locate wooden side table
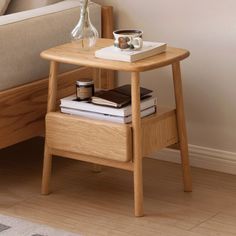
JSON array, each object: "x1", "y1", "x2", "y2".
[{"x1": 40, "y1": 38, "x2": 192, "y2": 217}]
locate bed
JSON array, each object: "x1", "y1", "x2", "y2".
[{"x1": 0, "y1": 0, "x2": 115, "y2": 149}]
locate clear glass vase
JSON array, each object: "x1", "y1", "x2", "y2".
[{"x1": 71, "y1": 0, "x2": 99, "y2": 50}]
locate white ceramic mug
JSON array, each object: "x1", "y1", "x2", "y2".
[{"x1": 113, "y1": 29, "x2": 143, "y2": 50}]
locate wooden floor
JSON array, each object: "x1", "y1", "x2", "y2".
[{"x1": 1, "y1": 138, "x2": 236, "y2": 236}]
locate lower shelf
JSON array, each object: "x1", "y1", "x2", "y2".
[{"x1": 45, "y1": 106, "x2": 178, "y2": 163}]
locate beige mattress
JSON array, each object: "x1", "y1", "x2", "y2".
[{"x1": 0, "y1": 0, "x2": 101, "y2": 91}]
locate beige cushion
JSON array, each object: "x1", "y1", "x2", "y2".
[
  {"x1": 0, "y1": 0, "x2": 11, "y2": 15},
  {"x1": 7, "y1": 0, "x2": 63, "y2": 14}
]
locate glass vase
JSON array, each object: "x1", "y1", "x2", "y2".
[{"x1": 71, "y1": 0, "x2": 99, "y2": 50}]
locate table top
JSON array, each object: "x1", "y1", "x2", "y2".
[{"x1": 41, "y1": 38, "x2": 190, "y2": 72}]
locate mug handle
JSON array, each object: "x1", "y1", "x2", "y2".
[{"x1": 131, "y1": 37, "x2": 143, "y2": 49}]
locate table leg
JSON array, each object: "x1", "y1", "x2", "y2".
[
  {"x1": 92, "y1": 68, "x2": 102, "y2": 173},
  {"x1": 46, "y1": 61, "x2": 59, "y2": 112},
  {"x1": 172, "y1": 62, "x2": 192, "y2": 192},
  {"x1": 93, "y1": 68, "x2": 102, "y2": 89},
  {"x1": 41, "y1": 147, "x2": 52, "y2": 195},
  {"x1": 131, "y1": 72, "x2": 144, "y2": 217},
  {"x1": 41, "y1": 61, "x2": 59, "y2": 195}
]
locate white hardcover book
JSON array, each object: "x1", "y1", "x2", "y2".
[
  {"x1": 95, "y1": 41, "x2": 167, "y2": 62},
  {"x1": 60, "y1": 106, "x2": 156, "y2": 124},
  {"x1": 60, "y1": 95, "x2": 157, "y2": 117}
]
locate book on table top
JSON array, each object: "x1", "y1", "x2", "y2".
[
  {"x1": 91, "y1": 84, "x2": 153, "y2": 108},
  {"x1": 95, "y1": 41, "x2": 167, "y2": 62},
  {"x1": 60, "y1": 106, "x2": 156, "y2": 124},
  {"x1": 60, "y1": 95, "x2": 157, "y2": 117}
]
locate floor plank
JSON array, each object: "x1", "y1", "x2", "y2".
[
  {"x1": 1, "y1": 138, "x2": 236, "y2": 235},
  {"x1": 191, "y1": 213, "x2": 236, "y2": 236}
]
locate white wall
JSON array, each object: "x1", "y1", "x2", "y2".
[{"x1": 94, "y1": 0, "x2": 236, "y2": 155}]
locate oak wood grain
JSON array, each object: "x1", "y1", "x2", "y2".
[
  {"x1": 51, "y1": 148, "x2": 134, "y2": 171},
  {"x1": 46, "y1": 112, "x2": 133, "y2": 162},
  {"x1": 0, "y1": 6, "x2": 116, "y2": 149},
  {"x1": 40, "y1": 37, "x2": 191, "y2": 217},
  {"x1": 172, "y1": 62, "x2": 192, "y2": 192},
  {"x1": 142, "y1": 108, "x2": 178, "y2": 156},
  {"x1": 131, "y1": 72, "x2": 143, "y2": 217},
  {"x1": 100, "y1": 6, "x2": 116, "y2": 89},
  {"x1": 41, "y1": 39, "x2": 190, "y2": 72},
  {"x1": 0, "y1": 67, "x2": 92, "y2": 149},
  {"x1": 2, "y1": 143, "x2": 236, "y2": 236}
]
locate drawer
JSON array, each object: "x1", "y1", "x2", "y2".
[{"x1": 46, "y1": 112, "x2": 132, "y2": 162}]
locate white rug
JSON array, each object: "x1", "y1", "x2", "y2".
[{"x1": 0, "y1": 214, "x2": 80, "y2": 236}]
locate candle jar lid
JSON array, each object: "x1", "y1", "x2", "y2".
[{"x1": 76, "y1": 78, "x2": 94, "y2": 86}]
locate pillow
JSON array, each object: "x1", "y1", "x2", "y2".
[
  {"x1": 0, "y1": 0, "x2": 11, "y2": 15},
  {"x1": 7, "y1": 0, "x2": 63, "y2": 14}
]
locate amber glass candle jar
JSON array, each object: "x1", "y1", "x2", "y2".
[{"x1": 76, "y1": 78, "x2": 94, "y2": 101}]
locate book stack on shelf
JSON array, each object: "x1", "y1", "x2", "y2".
[{"x1": 60, "y1": 85, "x2": 157, "y2": 123}]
